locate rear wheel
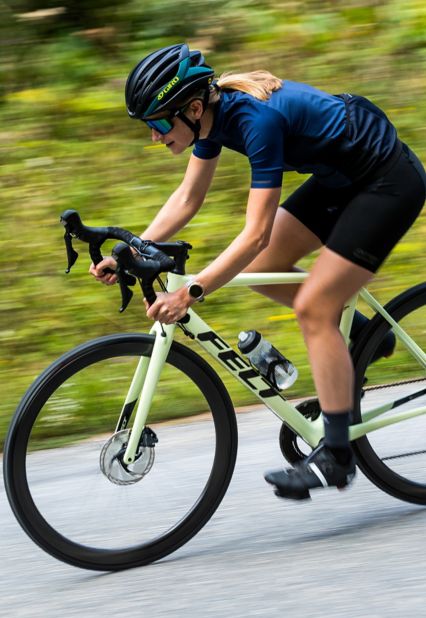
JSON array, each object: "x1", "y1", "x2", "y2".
[
  {"x1": 3, "y1": 334, "x2": 238, "y2": 570},
  {"x1": 351, "y1": 283, "x2": 426, "y2": 504}
]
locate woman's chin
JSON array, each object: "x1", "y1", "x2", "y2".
[{"x1": 167, "y1": 142, "x2": 187, "y2": 155}]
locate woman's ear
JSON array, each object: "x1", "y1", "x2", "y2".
[{"x1": 189, "y1": 99, "x2": 204, "y2": 119}]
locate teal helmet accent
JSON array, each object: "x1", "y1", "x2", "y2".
[{"x1": 125, "y1": 43, "x2": 214, "y2": 120}]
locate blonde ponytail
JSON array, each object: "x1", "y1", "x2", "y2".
[{"x1": 215, "y1": 70, "x2": 282, "y2": 100}]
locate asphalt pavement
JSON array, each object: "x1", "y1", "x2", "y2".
[{"x1": 2, "y1": 406, "x2": 426, "y2": 618}]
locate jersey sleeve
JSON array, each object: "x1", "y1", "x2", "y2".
[
  {"x1": 192, "y1": 139, "x2": 222, "y2": 160},
  {"x1": 243, "y1": 107, "x2": 285, "y2": 189}
]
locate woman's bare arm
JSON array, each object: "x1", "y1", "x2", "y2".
[{"x1": 192, "y1": 187, "x2": 282, "y2": 294}]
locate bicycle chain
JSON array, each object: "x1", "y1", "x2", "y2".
[
  {"x1": 363, "y1": 377, "x2": 426, "y2": 461},
  {"x1": 362, "y1": 376, "x2": 425, "y2": 392},
  {"x1": 382, "y1": 449, "x2": 426, "y2": 461}
]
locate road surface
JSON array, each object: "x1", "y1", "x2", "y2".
[{"x1": 2, "y1": 404, "x2": 426, "y2": 618}]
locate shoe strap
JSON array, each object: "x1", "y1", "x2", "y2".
[{"x1": 308, "y1": 463, "x2": 329, "y2": 487}]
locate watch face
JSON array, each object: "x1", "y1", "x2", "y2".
[{"x1": 189, "y1": 283, "x2": 204, "y2": 299}]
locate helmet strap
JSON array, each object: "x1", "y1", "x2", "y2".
[
  {"x1": 174, "y1": 89, "x2": 210, "y2": 144},
  {"x1": 175, "y1": 110, "x2": 201, "y2": 145}
]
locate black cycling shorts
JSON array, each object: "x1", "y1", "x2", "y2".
[{"x1": 281, "y1": 142, "x2": 426, "y2": 272}]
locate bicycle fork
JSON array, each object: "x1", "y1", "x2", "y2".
[
  {"x1": 117, "y1": 274, "x2": 188, "y2": 464},
  {"x1": 117, "y1": 321, "x2": 176, "y2": 465}
]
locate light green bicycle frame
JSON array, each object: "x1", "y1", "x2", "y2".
[{"x1": 122, "y1": 272, "x2": 426, "y2": 465}]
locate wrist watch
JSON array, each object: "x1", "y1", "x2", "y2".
[{"x1": 185, "y1": 279, "x2": 205, "y2": 302}]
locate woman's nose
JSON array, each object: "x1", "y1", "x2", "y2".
[{"x1": 151, "y1": 129, "x2": 162, "y2": 142}]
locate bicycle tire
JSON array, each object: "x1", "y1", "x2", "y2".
[
  {"x1": 3, "y1": 333, "x2": 238, "y2": 570},
  {"x1": 351, "y1": 282, "x2": 426, "y2": 504}
]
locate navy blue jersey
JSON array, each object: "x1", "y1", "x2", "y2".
[{"x1": 193, "y1": 81, "x2": 398, "y2": 189}]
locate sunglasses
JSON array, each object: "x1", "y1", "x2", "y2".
[
  {"x1": 145, "y1": 116, "x2": 174, "y2": 135},
  {"x1": 144, "y1": 105, "x2": 192, "y2": 135}
]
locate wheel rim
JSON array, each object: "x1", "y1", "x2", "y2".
[{"x1": 354, "y1": 299, "x2": 426, "y2": 493}]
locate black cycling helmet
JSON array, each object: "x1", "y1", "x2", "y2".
[{"x1": 125, "y1": 43, "x2": 214, "y2": 121}]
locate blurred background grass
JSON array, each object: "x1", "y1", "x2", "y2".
[{"x1": 1, "y1": 0, "x2": 425, "y2": 448}]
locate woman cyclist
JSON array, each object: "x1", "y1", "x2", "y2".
[{"x1": 90, "y1": 43, "x2": 426, "y2": 500}]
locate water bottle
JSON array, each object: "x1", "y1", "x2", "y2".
[{"x1": 237, "y1": 330, "x2": 298, "y2": 390}]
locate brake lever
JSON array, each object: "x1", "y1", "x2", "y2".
[
  {"x1": 112, "y1": 242, "x2": 163, "y2": 310},
  {"x1": 61, "y1": 209, "x2": 112, "y2": 276},
  {"x1": 116, "y1": 266, "x2": 134, "y2": 313},
  {"x1": 112, "y1": 243, "x2": 139, "y2": 312},
  {"x1": 63, "y1": 232, "x2": 79, "y2": 273}
]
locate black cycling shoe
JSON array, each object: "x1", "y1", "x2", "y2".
[
  {"x1": 264, "y1": 444, "x2": 356, "y2": 501},
  {"x1": 369, "y1": 330, "x2": 396, "y2": 363},
  {"x1": 350, "y1": 311, "x2": 396, "y2": 365},
  {"x1": 350, "y1": 328, "x2": 396, "y2": 365}
]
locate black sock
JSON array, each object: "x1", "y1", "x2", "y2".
[
  {"x1": 328, "y1": 446, "x2": 353, "y2": 466},
  {"x1": 323, "y1": 411, "x2": 352, "y2": 465}
]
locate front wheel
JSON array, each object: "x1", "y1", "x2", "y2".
[
  {"x1": 351, "y1": 283, "x2": 426, "y2": 504},
  {"x1": 3, "y1": 334, "x2": 238, "y2": 570}
]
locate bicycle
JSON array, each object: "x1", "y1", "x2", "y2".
[{"x1": 3, "y1": 210, "x2": 426, "y2": 571}]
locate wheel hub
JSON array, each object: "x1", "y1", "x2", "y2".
[{"x1": 99, "y1": 429, "x2": 155, "y2": 485}]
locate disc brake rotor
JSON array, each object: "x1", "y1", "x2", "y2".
[{"x1": 100, "y1": 429, "x2": 155, "y2": 486}]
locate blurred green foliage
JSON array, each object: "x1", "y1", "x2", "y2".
[{"x1": 1, "y1": 0, "x2": 425, "y2": 448}]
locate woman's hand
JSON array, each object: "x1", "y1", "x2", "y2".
[
  {"x1": 144, "y1": 288, "x2": 192, "y2": 324},
  {"x1": 89, "y1": 257, "x2": 118, "y2": 285}
]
